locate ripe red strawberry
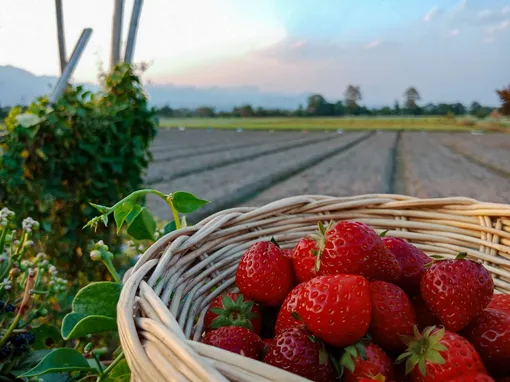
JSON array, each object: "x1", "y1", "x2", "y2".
[
  {"x1": 282, "y1": 247, "x2": 294, "y2": 259},
  {"x1": 200, "y1": 326, "x2": 263, "y2": 360},
  {"x1": 411, "y1": 295, "x2": 440, "y2": 331},
  {"x1": 262, "y1": 338, "x2": 275, "y2": 357},
  {"x1": 445, "y1": 373, "x2": 494, "y2": 382},
  {"x1": 369, "y1": 281, "x2": 417, "y2": 351},
  {"x1": 396, "y1": 326, "x2": 486, "y2": 382},
  {"x1": 293, "y1": 236, "x2": 320, "y2": 282},
  {"x1": 382, "y1": 236, "x2": 429, "y2": 295},
  {"x1": 463, "y1": 308, "x2": 510, "y2": 377},
  {"x1": 263, "y1": 327, "x2": 334, "y2": 382},
  {"x1": 487, "y1": 294, "x2": 510, "y2": 315},
  {"x1": 204, "y1": 293, "x2": 262, "y2": 334},
  {"x1": 275, "y1": 283, "x2": 306, "y2": 335},
  {"x1": 420, "y1": 254, "x2": 494, "y2": 332},
  {"x1": 342, "y1": 342, "x2": 395, "y2": 382},
  {"x1": 311, "y1": 221, "x2": 401, "y2": 282},
  {"x1": 295, "y1": 274, "x2": 371, "y2": 347},
  {"x1": 235, "y1": 241, "x2": 295, "y2": 306}
]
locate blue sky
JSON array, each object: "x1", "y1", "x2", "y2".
[{"x1": 1, "y1": 0, "x2": 509, "y2": 105}]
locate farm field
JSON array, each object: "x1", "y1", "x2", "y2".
[
  {"x1": 144, "y1": 128, "x2": 510, "y2": 223},
  {"x1": 158, "y1": 116, "x2": 510, "y2": 131}
]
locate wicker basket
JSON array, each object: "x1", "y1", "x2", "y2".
[{"x1": 118, "y1": 194, "x2": 510, "y2": 382}]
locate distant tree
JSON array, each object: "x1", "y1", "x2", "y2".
[
  {"x1": 158, "y1": 105, "x2": 173, "y2": 117},
  {"x1": 496, "y1": 85, "x2": 510, "y2": 116},
  {"x1": 238, "y1": 104, "x2": 254, "y2": 117},
  {"x1": 306, "y1": 94, "x2": 334, "y2": 116},
  {"x1": 195, "y1": 106, "x2": 215, "y2": 117},
  {"x1": 333, "y1": 101, "x2": 345, "y2": 116},
  {"x1": 344, "y1": 85, "x2": 362, "y2": 110},
  {"x1": 393, "y1": 100, "x2": 401, "y2": 115},
  {"x1": 294, "y1": 104, "x2": 305, "y2": 117},
  {"x1": 404, "y1": 87, "x2": 420, "y2": 111},
  {"x1": 378, "y1": 106, "x2": 393, "y2": 116}
]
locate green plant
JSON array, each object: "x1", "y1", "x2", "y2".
[
  {"x1": 0, "y1": 208, "x2": 69, "y2": 381},
  {"x1": 0, "y1": 63, "x2": 158, "y2": 280},
  {"x1": 16, "y1": 189, "x2": 208, "y2": 381}
]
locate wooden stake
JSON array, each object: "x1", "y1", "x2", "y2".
[
  {"x1": 55, "y1": 0, "x2": 67, "y2": 74},
  {"x1": 124, "y1": 0, "x2": 143, "y2": 64},
  {"x1": 50, "y1": 28, "x2": 93, "y2": 103},
  {"x1": 110, "y1": 0, "x2": 124, "y2": 70}
]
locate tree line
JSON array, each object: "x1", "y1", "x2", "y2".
[{"x1": 157, "y1": 85, "x2": 510, "y2": 119}]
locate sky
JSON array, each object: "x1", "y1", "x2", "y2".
[{"x1": 0, "y1": 0, "x2": 509, "y2": 105}]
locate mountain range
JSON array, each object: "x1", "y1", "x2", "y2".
[{"x1": 0, "y1": 65, "x2": 309, "y2": 111}]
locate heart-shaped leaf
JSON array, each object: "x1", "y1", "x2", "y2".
[
  {"x1": 172, "y1": 192, "x2": 209, "y2": 214},
  {"x1": 61, "y1": 282, "x2": 122, "y2": 340},
  {"x1": 126, "y1": 206, "x2": 156, "y2": 241},
  {"x1": 20, "y1": 348, "x2": 95, "y2": 378}
]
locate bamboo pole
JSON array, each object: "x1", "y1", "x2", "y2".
[
  {"x1": 124, "y1": 0, "x2": 143, "y2": 64},
  {"x1": 50, "y1": 28, "x2": 93, "y2": 103},
  {"x1": 54, "y1": 0, "x2": 67, "y2": 74},
  {"x1": 110, "y1": 0, "x2": 124, "y2": 70}
]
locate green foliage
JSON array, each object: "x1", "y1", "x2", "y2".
[
  {"x1": 61, "y1": 282, "x2": 122, "y2": 340},
  {"x1": 20, "y1": 348, "x2": 96, "y2": 378},
  {"x1": 0, "y1": 63, "x2": 158, "y2": 278}
]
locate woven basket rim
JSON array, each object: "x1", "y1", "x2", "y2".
[{"x1": 118, "y1": 193, "x2": 510, "y2": 382}]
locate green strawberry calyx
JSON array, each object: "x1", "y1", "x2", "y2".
[
  {"x1": 339, "y1": 339, "x2": 368, "y2": 374},
  {"x1": 424, "y1": 252, "x2": 470, "y2": 268},
  {"x1": 310, "y1": 220, "x2": 334, "y2": 272},
  {"x1": 395, "y1": 325, "x2": 447, "y2": 376},
  {"x1": 209, "y1": 294, "x2": 258, "y2": 331}
]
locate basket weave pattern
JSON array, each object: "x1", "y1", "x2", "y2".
[{"x1": 118, "y1": 194, "x2": 510, "y2": 381}]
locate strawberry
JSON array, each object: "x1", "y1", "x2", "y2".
[
  {"x1": 263, "y1": 327, "x2": 334, "y2": 382},
  {"x1": 274, "y1": 283, "x2": 306, "y2": 335},
  {"x1": 445, "y1": 373, "x2": 494, "y2": 382},
  {"x1": 396, "y1": 326, "x2": 486, "y2": 382},
  {"x1": 360, "y1": 376, "x2": 387, "y2": 382},
  {"x1": 303, "y1": 221, "x2": 401, "y2": 282},
  {"x1": 293, "y1": 236, "x2": 320, "y2": 282},
  {"x1": 463, "y1": 308, "x2": 510, "y2": 377},
  {"x1": 382, "y1": 236, "x2": 429, "y2": 295},
  {"x1": 200, "y1": 326, "x2": 263, "y2": 360},
  {"x1": 295, "y1": 274, "x2": 371, "y2": 347},
  {"x1": 235, "y1": 241, "x2": 295, "y2": 306},
  {"x1": 487, "y1": 294, "x2": 510, "y2": 315},
  {"x1": 369, "y1": 281, "x2": 417, "y2": 351},
  {"x1": 262, "y1": 338, "x2": 275, "y2": 357},
  {"x1": 204, "y1": 293, "x2": 262, "y2": 334},
  {"x1": 411, "y1": 295, "x2": 440, "y2": 331},
  {"x1": 420, "y1": 254, "x2": 494, "y2": 332},
  {"x1": 282, "y1": 247, "x2": 294, "y2": 259},
  {"x1": 341, "y1": 342, "x2": 395, "y2": 382}
]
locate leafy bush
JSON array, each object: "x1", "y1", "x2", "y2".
[{"x1": 0, "y1": 63, "x2": 158, "y2": 279}]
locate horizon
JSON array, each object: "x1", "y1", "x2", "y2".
[{"x1": 1, "y1": 0, "x2": 509, "y2": 106}]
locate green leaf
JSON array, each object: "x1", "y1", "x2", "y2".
[
  {"x1": 31, "y1": 324, "x2": 62, "y2": 349},
  {"x1": 379, "y1": 230, "x2": 388, "y2": 238},
  {"x1": 171, "y1": 192, "x2": 209, "y2": 214},
  {"x1": 11, "y1": 349, "x2": 51, "y2": 376},
  {"x1": 114, "y1": 201, "x2": 135, "y2": 234},
  {"x1": 20, "y1": 348, "x2": 95, "y2": 378},
  {"x1": 319, "y1": 348, "x2": 329, "y2": 365},
  {"x1": 163, "y1": 220, "x2": 177, "y2": 234},
  {"x1": 270, "y1": 237, "x2": 280, "y2": 248},
  {"x1": 101, "y1": 359, "x2": 131, "y2": 382},
  {"x1": 340, "y1": 351, "x2": 355, "y2": 373},
  {"x1": 90, "y1": 202, "x2": 110, "y2": 214},
  {"x1": 455, "y1": 252, "x2": 468, "y2": 260},
  {"x1": 61, "y1": 282, "x2": 122, "y2": 340},
  {"x1": 126, "y1": 206, "x2": 156, "y2": 241}
]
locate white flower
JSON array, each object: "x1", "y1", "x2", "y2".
[
  {"x1": 22, "y1": 217, "x2": 39, "y2": 232},
  {"x1": 48, "y1": 265, "x2": 57, "y2": 275}
]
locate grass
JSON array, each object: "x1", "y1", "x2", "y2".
[{"x1": 158, "y1": 116, "x2": 508, "y2": 132}]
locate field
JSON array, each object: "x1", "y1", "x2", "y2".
[
  {"x1": 158, "y1": 116, "x2": 510, "y2": 132},
  {"x1": 145, "y1": 128, "x2": 510, "y2": 223}
]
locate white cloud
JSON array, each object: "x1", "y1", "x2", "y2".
[
  {"x1": 365, "y1": 40, "x2": 381, "y2": 49},
  {"x1": 502, "y1": 6, "x2": 510, "y2": 15},
  {"x1": 448, "y1": 29, "x2": 460, "y2": 37},
  {"x1": 422, "y1": 7, "x2": 440, "y2": 22},
  {"x1": 486, "y1": 19, "x2": 510, "y2": 34},
  {"x1": 478, "y1": 9, "x2": 494, "y2": 18},
  {"x1": 483, "y1": 36, "x2": 495, "y2": 43}
]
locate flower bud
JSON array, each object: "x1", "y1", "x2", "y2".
[
  {"x1": 90, "y1": 250, "x2": 102, "y2": 261},
  {"x1": 9, "y1": 267, "x2": 21, "y2": 277}
]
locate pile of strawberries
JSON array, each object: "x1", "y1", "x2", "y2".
[{"x1": 198, "y1": 220, "x2": 510, "y2": 382}]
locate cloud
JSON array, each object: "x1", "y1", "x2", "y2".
[
  {"x1": 478, "y1": 9, "x2": 494, "y2": 18},
  {"x1": 254, "y1": 39, "x2": 344, "y2": 63},
  {"x1": 486, "y1": 19, "x2": 510, "y2": 34},
  {"x1": 503, "y1": 6, "x2": 510, "y2": 15},
  {"x1": 483, "y1": 36, "x2": 496, "y2": 44},
  {"x1": 448, "y1": 29, "x2": 460, "y2": 37},
  {"x1": 365, "y1": 40, "x2": 382, "y2": 49},
  {"x1": 422, "y1": 7, "x2": 440, "y2": 22}
]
